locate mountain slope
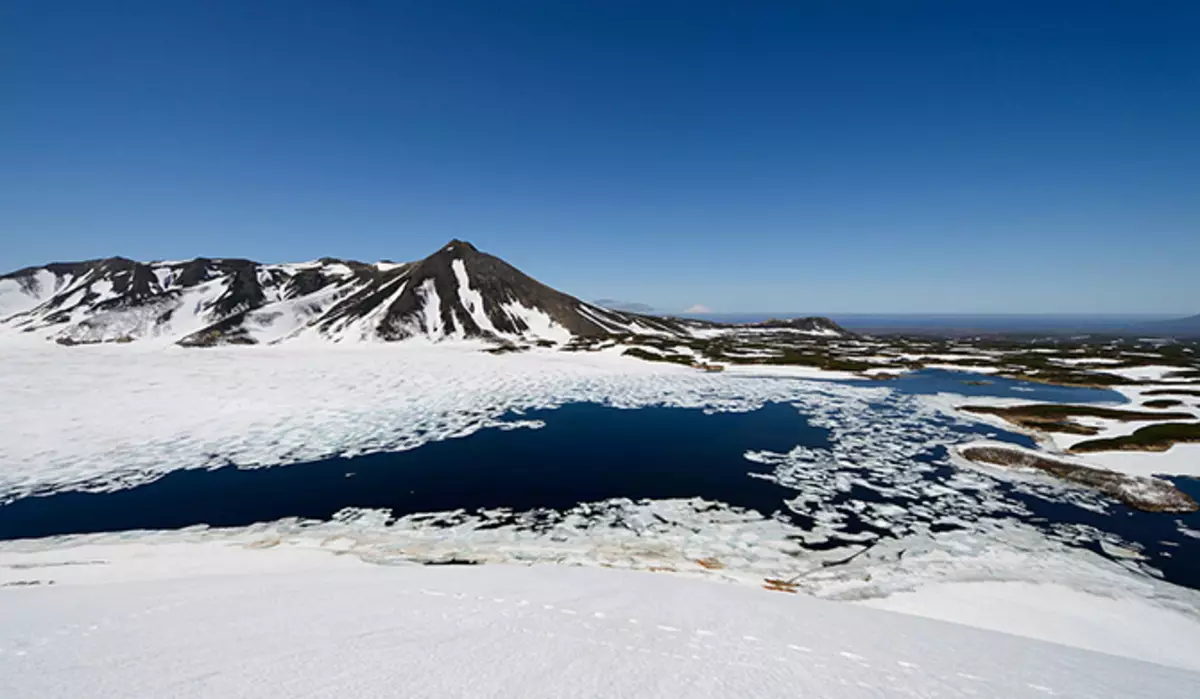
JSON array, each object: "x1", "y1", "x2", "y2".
[
  {"x1": 0, "y1": 255, "x2": 373, "y2": 345},
  {"x1": 0, "y1": 240, "x2": 710, "y2": 347},
  {"x1": 183, "y1": 240, "x2": 695, "y2": 346}
]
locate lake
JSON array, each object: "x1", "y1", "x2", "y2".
[
  {"x1": 1, "y1": 370, "x2": 1195, "y2": 591},
  {"x1": 857, "y1": 368, "x2": 1129, "y2": 403}
]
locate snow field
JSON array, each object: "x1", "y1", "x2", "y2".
[
  {"x1": 2, "y1": 539, "x2": 1198, "y2": 698},
  {"x1": 5, "y1": 496, "x2": 1199, "y2": 674}
]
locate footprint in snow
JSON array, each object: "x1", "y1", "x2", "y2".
[{"x1": 838, "y1": 651, "x2": 868, "y2": 663}]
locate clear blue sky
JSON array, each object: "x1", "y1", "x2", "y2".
[{"x1": 2, "y1": 1, "x2": 1197, "y2": 314}]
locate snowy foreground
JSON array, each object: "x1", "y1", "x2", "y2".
[{"x1": 3, "y1": 540, "x2": 1198, "y2": 699}]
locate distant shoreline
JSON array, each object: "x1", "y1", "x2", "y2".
[{"x1": 684, "y1": 313, "x2": 1184, "y2": 336}]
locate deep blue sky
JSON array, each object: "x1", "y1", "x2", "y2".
[{"x1": 2, "y1": 1, "x2": 1197, "y2": 314}]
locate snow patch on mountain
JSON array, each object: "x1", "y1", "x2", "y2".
[
  {"x1": 0, "y1": 269, "x2": 62, "y2": 320},
  {"x1": 452, "y1": 258, "x2": 497, "y2": 336},
  {"x1": 502, "y1": 300, "x2": 572, "y2": 343}
]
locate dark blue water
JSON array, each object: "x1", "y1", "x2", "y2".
[
  {"x1": 857, "y1": 369, "x2": 1128, "y2": 404},
  {"x1": 1017, "y1": 475, "x2": 1200, "y2": 587},
  {"x1": 2, "y1": 399, "x2": 1194, "y2": 590},
  {"x1": 0, "y1": 403, "x2": 824, "y2": 539}
]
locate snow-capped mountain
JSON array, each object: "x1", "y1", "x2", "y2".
[{"x1": 0, "y1": 240, "x2": 704, "y2": 347}]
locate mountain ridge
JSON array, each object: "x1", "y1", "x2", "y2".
[{"x1": 0, "y1": 240, "x2": 848, "y2": 348}]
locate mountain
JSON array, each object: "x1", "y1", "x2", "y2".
[{"x1": 0, "y1": 240, "x2": 705, "y2": 347}]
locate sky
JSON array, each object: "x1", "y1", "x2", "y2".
[{"x1": 2, "y1": 1, "x2": 1197, "y2": 314}]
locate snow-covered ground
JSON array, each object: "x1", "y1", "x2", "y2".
[
  {"x1": 861, "y1": 580, "x2": 1200, "y2": 671},
  {"x1": 2, "y1": 537, "x2": 1197, "y2": 698},
  {"x1": 1040, "y1": 383, "x2": 1200, "y2": 478},
  {"x1": 6, "y1": 498, "x2": 1200, "y2": 673},
  {"x1": 918, "y1": 383, "x2": 1200, "y2": 479},
  {"x1": 1098, "y1": 365, "x2": 1194, "y2": 382},
  {"x1": 1051, "y1": 357, "x2": 1126, "y2": 366}
]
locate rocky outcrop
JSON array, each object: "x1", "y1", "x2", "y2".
[{"x1": 958, "y1": 443, "x2": 1197, "y2": 513}]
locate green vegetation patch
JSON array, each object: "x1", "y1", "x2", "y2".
[
  {"x1": 1142, "y1": 398, "x2": 1185, "y2": 409},
  {"x1": 1070, "y1": 422, "x2": 1200, "y2": 453},
  {"x1": 622, "y1": 347, "x2": 695, "y2": 366},
  {"x1": 961, "y1": 404, "x2": 1194, "y2": 436},
  {"x1": 1143, "y1": 388, "x2": 1200, "y2": 397},
  {"x1": 1003, "y1": 369, "x2": 1133, "y2": 388}
]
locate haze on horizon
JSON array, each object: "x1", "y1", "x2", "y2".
[{"x1": 2, "y1": 1, "x2": 1197, "y2": 315}]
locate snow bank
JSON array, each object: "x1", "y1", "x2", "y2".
[
  {"x1": 1099, "y1": 365, "x2": 1195, "y2": 382},
  {"x1": 860, "y1": 580, "x2": 1200, "y2": 672},
  {"x1": 2, "y1": 537, "x2": 1197, "y2": 697},
  {"x1": 6, "y1": 498, "x2": 1198, "y2": 672}
]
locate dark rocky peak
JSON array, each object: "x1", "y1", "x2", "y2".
[
  {"x1": 175, "y1": 258, "x2": 216, "y2": 287},
  {"x1": 317, "y1": 256, "x2": 375, "y2": 269},
  {"x1": 284, "y1": 268, "x2": 338, "y2": 298},
  {"x1": 103, "y1": 260, "x2": 160, "y2": 304},
  {"x1": 212, "y1": 258, "x2": 258, "y2": 269},
  {"x1": 409, "y1": 239, "x2": 482, "y2": 271},
  {"x1": 441, "y1": 239, "x2": 479, "y2": 254},
  {"x1": 95, "y1": 256, "x2": 138, "y2": 272},
  {"x1": 210, "y1": 263, "x2": 267, "y2": 317},
  {"x1": 2, "y1": 259, "x2": 104, "y2": 283}
]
